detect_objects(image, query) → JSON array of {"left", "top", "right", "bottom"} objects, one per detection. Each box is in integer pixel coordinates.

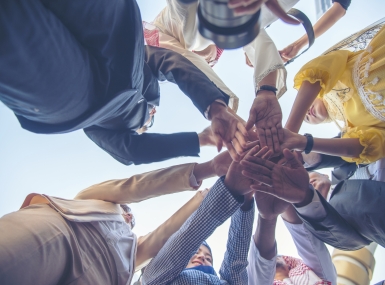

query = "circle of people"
[{"left": 1, "top": 0, "right": 384, "bottom": 285}]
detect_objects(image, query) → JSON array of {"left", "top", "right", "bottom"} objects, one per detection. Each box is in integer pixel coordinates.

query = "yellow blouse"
[{"left": 294, "top": 26, "right": 385, "bottom": 164}]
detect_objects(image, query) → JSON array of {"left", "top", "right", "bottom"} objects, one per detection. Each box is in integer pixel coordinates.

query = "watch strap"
[
  {"left": 304, "top": 133, "right": 314, "bottom": 154},
  {"left": 256, "top": 85, "right": 278, "bottom": 96}
]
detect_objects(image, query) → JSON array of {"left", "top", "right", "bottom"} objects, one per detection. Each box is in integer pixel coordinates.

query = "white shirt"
[{"left": 247, "top": 220, "right": 337, "bottom": 285}]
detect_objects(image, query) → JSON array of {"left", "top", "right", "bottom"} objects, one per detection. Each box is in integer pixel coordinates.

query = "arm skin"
[
  {"left": 135, "top": 190, "right": 207, "bottom": 271},
  {"left": 74, "top": 161, "right": 216, "bottom": 203},
  {"left": 254, "top": 215, "right": 277, "bottom": 260},
  {"left": 291, "top": 133, "right": 364, "bottom": 159},
  {"left": 284, "top": 81, "right": 322, "bottom": 133},
  {"left": 142, "top": 178, "right": 245, "bottom": 285},
  {"left": 280, "top": 2, "right": 347, "bottom": 61}
]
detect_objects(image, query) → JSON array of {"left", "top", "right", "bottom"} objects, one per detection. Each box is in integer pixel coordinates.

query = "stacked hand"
[
  {"left": 246, "top": 91, "right": 283, "bottom": 154},
  {"left": 224, "top": 145, "right": 271, "bottom": 196},
  {"left": 209, "top": 102, "right": 248, "bottom": 161},
  {"left": 240, "top": 148, "right": 310, "bottom": 205}
]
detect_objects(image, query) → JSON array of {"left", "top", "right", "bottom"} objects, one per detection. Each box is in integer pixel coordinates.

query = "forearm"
[
  {"left": 220, "top": 203, "right": 255, "bottom": 284},
  {"left": 253, "top": 215, "right": 277, "bottom": 260},
  {"left": 281, "top": 205, "right": 303, "bottom": 224},
  {"left": 295, "top": 136, "right": 364, "bottom": 158},
  {"left": 193, "top": 161, "right": 216, "bottom": 182},
  {"left": 74, "top": 163, "right": 197, "bottom": 203},
  {"left": 142, "top": 178, "right": 242, "bottom": 285},
  {"left": 135, "top": 191, "right": 205, "bottom": 270},
  {"left": 258, "top": 70, "right": 278, "bottom": 88},
  {"left": 285, "top": 81, "right": 322, "bottom": 132}
]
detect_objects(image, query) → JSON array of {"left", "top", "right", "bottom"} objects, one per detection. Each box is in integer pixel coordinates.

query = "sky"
[{"left": 0, "top": 0, "right": 384, "bottom": 284}]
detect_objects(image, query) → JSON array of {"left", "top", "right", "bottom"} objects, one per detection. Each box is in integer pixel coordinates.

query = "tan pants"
[{"left": 0, "top": 204, "right": 117, "bottom": 285}]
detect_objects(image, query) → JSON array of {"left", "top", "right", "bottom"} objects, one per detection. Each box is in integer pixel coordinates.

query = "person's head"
[
  {"left": 304, "top": 98, "right": 329, "bottom": 124},
  {"left": 275, "top": 256, "right": 290, "bottom": 279},
  {"left": 120, "top": 204, "right": 135, "bottom": 229},
  {"left": 309, "top": 171, "right": 332, "bottom": 198},
  {"left": 185, "top": 242, "right": 213, "bottom": 269},
  {"left": 136, "top": 104, "right": 156, "bottom": 134}
]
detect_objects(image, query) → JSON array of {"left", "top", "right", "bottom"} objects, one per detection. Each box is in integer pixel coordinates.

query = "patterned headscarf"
[{"left": 273, "top": 256, "right": 331, "bottom": 285}]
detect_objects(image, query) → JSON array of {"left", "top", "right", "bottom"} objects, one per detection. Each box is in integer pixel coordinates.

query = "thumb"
[
  {"left": 214, "top": 134, "right": 223, "bottom": 152},
  {"left": 245, "top": 112, "right": 256, "bottom": 131},
  {"left": 282, "top": 149, "right": 302, "bottom": 168}
]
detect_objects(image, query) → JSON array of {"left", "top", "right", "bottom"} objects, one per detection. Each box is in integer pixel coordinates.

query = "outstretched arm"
[
  {"left": 135, "top": 189, "right": 209, "bottom": 271},
  {"left": 145, "top": 46, "right": 248, "bottom": 160},
  {"left": 220, "top": 196, "right": 255, "bottom": 284},
  {"left": 74, "top": 150, "right": 231, "bottom": 203},
  {"left": 280, "top": 2, "right": 348, "bottom": 62},
  {"left": 282, "top": 206, "right": 337, "bottom": 284}
]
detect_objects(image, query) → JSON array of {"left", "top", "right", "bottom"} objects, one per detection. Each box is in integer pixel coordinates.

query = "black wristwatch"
[
  {"left": 303, "top": 133, "right": 314, "bottom": 154},
  {"left": 256, "top": 85, "right": 278, "bottom": 96}
]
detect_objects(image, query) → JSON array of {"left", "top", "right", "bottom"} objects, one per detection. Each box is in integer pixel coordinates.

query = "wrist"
[
  {"left": 294, "top": 186, "right": 314, "bottom": 208},
  {"left": 241, "top": 196, "right": 254, "bottom": 211},
  {"left": 295, "top": 37, "right": 307, "bottom": 49},
  {"left": 256, "top": 85, "right": 277, "bottom": 97},
  {"left": 258, "top": 213, "right": 279, "bottom": 222},
  {"left": 297, "top": 134, "right": 308, "bottom": 151},
  {"left": 208, "top": 101, "right": 226, "bottom": 120}
]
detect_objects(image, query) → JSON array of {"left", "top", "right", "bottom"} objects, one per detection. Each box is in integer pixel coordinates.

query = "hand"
[
  {"left": 224, "top": 145, "right": 271, "bottom": 196},
  {"left": 279, "top": 42, "right": 303, "bottom": 62},
  {"left": 228, "top": 0, "right": 301, "bottom": 25},
  {"left": 198, "top": 126, "right": 220, "bottom": 148},
  {"left": 280, "top": 128, "right": 306, "bottom": 151},
  {"left": 255, "top": 190, "right": 289, "bottom": 220},
  {"left": 210, "top": 103, "right": 248, "bottom": 161},
  {"left": 241, "top": 149, "right": 310, "bottom": 204},
  {"left": 246, "top": 91, "right": 283, "bottom": 154},
  {"left": 210, "top": 151, "right": 233, "bottom": 177}
]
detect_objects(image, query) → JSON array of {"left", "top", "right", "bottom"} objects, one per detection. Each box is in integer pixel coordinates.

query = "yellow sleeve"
[
  {"left": 293, "top": 50, "right": 350, "bottom": 97},
  {"left": 342, "top": 126, "right": 385, "bottom": 164}
]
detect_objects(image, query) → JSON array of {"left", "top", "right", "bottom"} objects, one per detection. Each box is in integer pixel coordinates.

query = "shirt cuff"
[
  {"left": 204, "top": 99, "right": 227, "bottom": 119},
  {"left": 294, "top": 186, "right": 327, "bottom": 219},
  {"left": 189, "top": 164, "right": 202, "bottom": 190}
]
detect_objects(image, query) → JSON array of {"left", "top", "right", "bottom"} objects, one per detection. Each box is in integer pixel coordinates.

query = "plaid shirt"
[{"left": 142, "top": 177, "right": 255, "bottom": 285}]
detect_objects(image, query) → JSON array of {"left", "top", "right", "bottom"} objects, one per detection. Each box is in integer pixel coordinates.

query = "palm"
[
  {"left": 255, "top": 191, "right": 289, "bottom": 220},
  {"left": 247, "top": 94, "right": 283, "bottom": 153},
  {"left": 225, "top": 161, "right": 254, "bottom": 196},
  {"left": 270, "top": 164, "right": 309, "bottom": 204}
]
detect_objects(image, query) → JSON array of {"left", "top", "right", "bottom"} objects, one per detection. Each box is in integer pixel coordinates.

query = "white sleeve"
[
  {"left": 246, "top": 237, "right": 277, "bottom": 285},
  {"left": 284, "top": 221, "right": 337, "bottom": 285},
  {"left": 243, "top": 29, "right": 287, "bottom": 98},
  {"left": 295, "top": 187, "right": 327, "bottom": 219}
]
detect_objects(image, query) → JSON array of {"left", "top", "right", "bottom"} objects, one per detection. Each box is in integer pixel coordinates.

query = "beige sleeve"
[
  {"left": 135, "top": 190, "right": 207, "bottom": 271},
  {"left": 74, "top": 163, "right": 197, "bottom": 203}
]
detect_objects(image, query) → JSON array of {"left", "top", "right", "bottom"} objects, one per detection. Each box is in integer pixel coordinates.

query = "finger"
[
  {"left": 270, "top": 127, "right": 281, "bottom": 154},
  {"left": 261, "top": 149, "right": 273, "bottom": 160},
  {"left": 242, "top": 170, "right": 273, "bottom": 186},
  {"left": 256, "top": 127, "right": 267, "bottom": 149},
  {"left": 282, "top": 148, "right": 303, "bottom": 168},
  {"left": 225, "top": 141, "right": 241, "bottom": 162},
  {"left": 237, "top": 121, "right": 249, "bottom": 138},
  {"left": 265, "top": 0, "right": 301, "bottom": 25},
  {"left": 240, "top": 160, "right": 272, "bottom": 177},
  {"left": 235, "top": 130, "right": 247, "bottom": 149},
  {"left": 232, "top": 138, "right": 245, "bottom": 155},
  {"left": 253, "top": 145, "right": 270, "bottom": 158},
  {"left": 241, "top": 141, "right": 260, "bottom": 155},
  {"left": 264, "top": 128, "right": 273, "bottom": 151},
  {"left": 214, "top": 134, "right": 223, "bottom": 152},
  {"left": 244, "top": 155, "right": 276, "bottom": 170},
  {"left": 277, "top": 123, "right": 284, "bottom": 143},
  {"left": 246, "top": 111, "right": 257, "bottom": 131},
  {"left": 244, "top": 144, "right": 261, "bottom": 158}
]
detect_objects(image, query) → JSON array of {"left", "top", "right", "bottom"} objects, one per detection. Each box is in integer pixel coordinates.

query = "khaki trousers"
[{"left": 0, "top": 204, "right": 117, "bottom": 285}]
